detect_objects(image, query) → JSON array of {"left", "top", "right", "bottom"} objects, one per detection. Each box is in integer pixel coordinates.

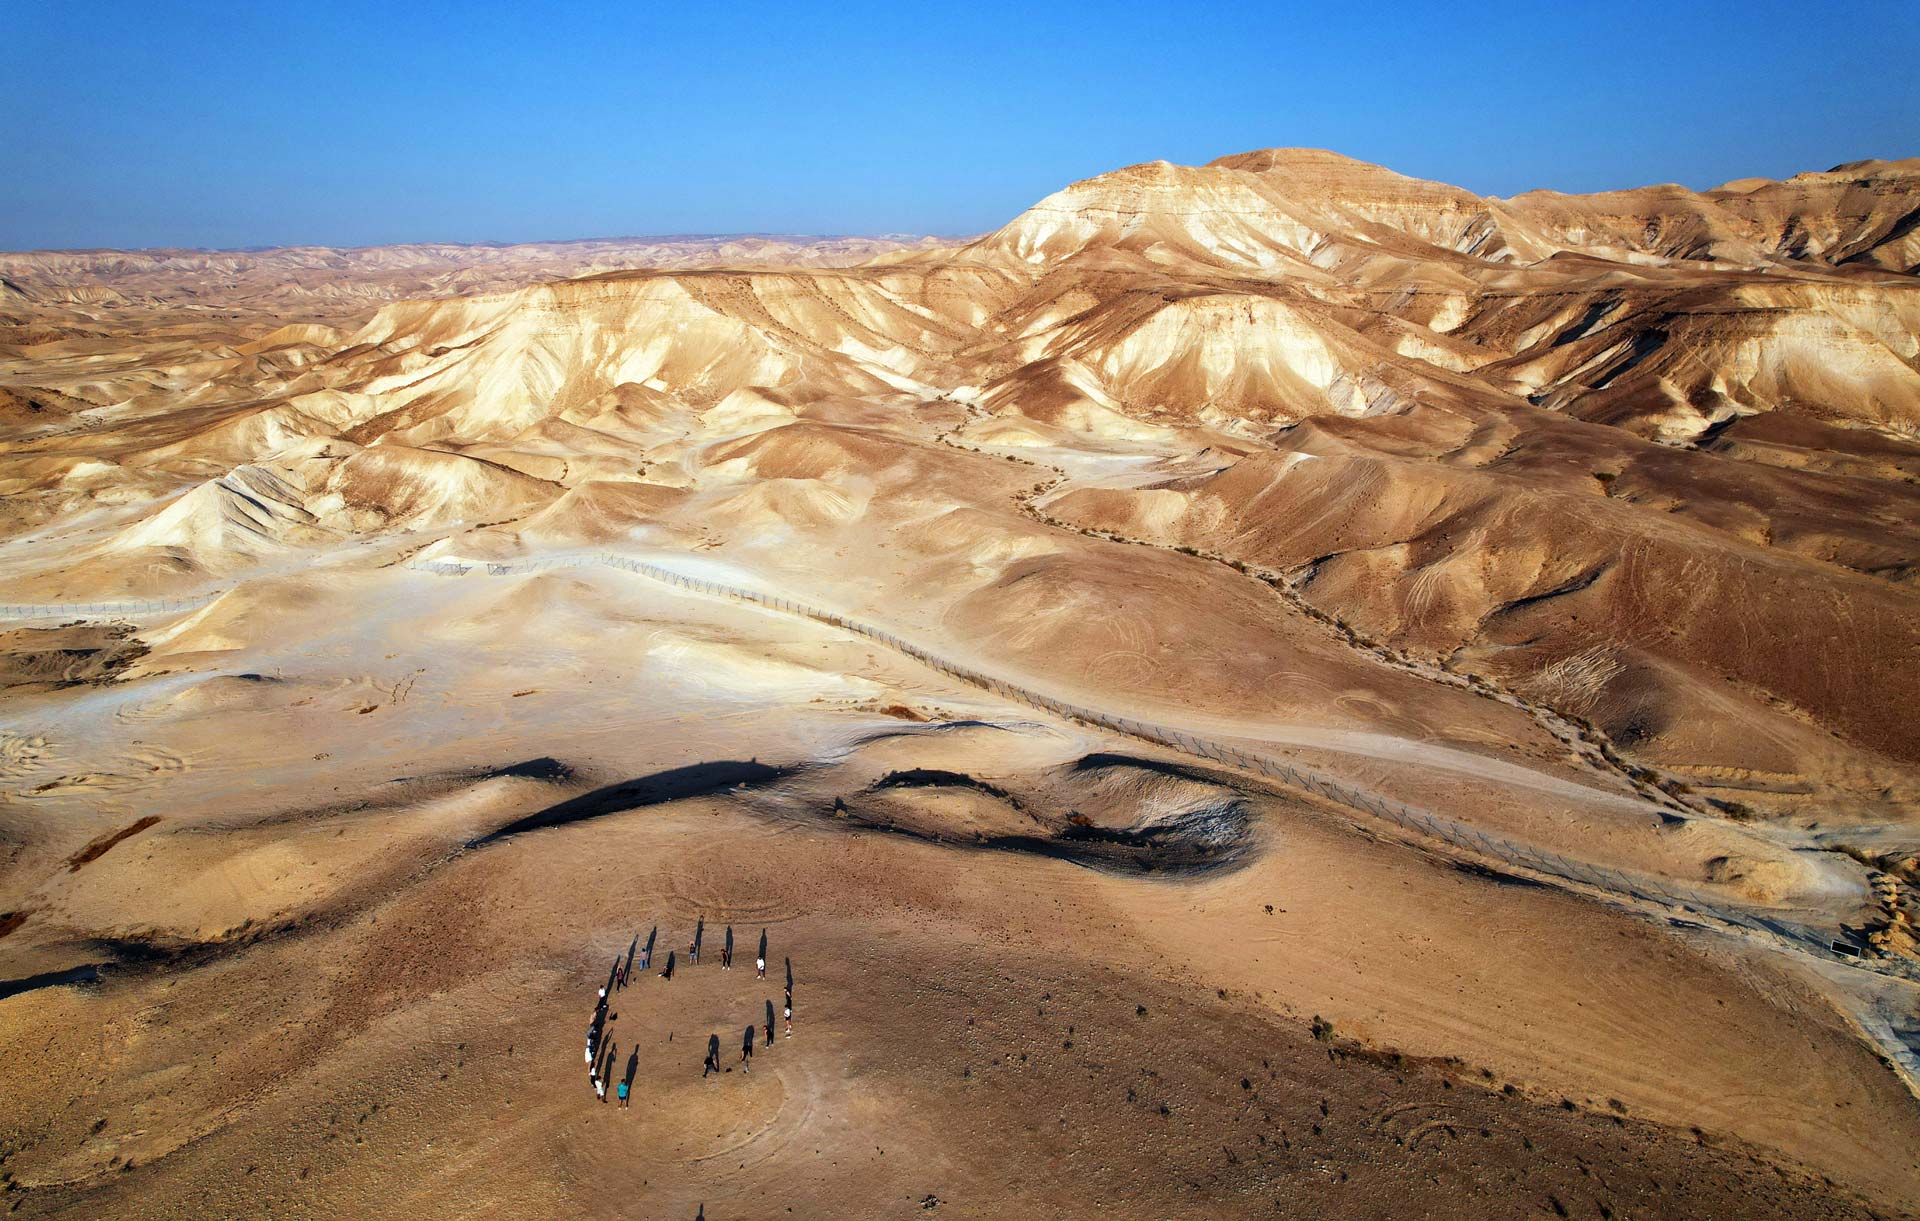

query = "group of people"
[
  {"left": 583, "top": 923, "right": 795, "bottom": 1102},
  {"left": 702, "top": 972, "right": 794, "bottom": 1078},
  {"left": 585, "top": 983, "right": 631, "bottom": 1106}
]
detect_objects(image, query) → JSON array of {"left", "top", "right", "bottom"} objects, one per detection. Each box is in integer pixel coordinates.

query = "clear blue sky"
[{"left": 5, "top": 0, "right": 1917, "bottom": 250}]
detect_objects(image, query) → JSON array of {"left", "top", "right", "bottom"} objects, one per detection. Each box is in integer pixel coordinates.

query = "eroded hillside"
[
  {"left": 5, "top": 151, "right": 1920, "bottom": 1217},
  {"left": 7, "top": 150, "right": 1917, "bottom": 822}
]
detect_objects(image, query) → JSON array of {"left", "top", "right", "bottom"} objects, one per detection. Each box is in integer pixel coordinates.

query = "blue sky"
[{"left": 5, "top": 0, "right": 1917, "bottom": 250}]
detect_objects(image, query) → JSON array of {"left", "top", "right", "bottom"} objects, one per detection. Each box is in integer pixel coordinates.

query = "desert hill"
[
  {"left": 4, "top": 150, "right": 1920, "bottom": 1216},
  {"left": 5, "top": 148, "right": 1918, "bottom": 815},
  {"left": 15, "top": 148, "right": 1903, "bottom": 803},
  {"left": 0, "top": 233, "right": 949, "bottom": 321}
]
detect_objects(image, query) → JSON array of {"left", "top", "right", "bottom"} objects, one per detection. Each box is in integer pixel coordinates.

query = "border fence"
[
  {"left": 0, "top": 591, "right": 224, "bottom": 621},
  {"left": 405, "top": 553, "right": 1894, "bottom": 977},
  {"left": 7, "top": 551, "right": 1916, "bottom": 1083}
]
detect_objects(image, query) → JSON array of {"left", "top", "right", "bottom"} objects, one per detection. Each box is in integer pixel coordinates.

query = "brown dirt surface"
[
  {"left": 0, "top": 625, "right": 148, "bottom": 692},
  {"left": 4, "top": 150, "right": 1920, "bottom": 1217}
]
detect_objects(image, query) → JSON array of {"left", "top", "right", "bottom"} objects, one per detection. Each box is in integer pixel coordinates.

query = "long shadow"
[
  {"left": 244, "top": 755, "right": 573, "bottom": 832},
  {"left": 472, "top": 760, "right": 797, "bottom": 846},
  {"left": 872, "top": 768, "right": 1022, "bottom": 805},
  {"left": 1450, "top": 859, "right": 1550, "bottom": 889},
  {"left": 590, "top": 991, "right": 610, "bottom": 1049},
  {"left": 975, "top": 815, "right": 1250, "bottom": 875},
  {"left": 1, "top": 932, "right": 236, "bottom": 1004},
  {"left": 848, "top": 720, "right": 1021, "bottom": 749},
  {"left": 0, "top": 963, "right": 102, "bottom": 1002},
  {"left": 832, "top": 798, "right": 1256, "bottom": 877},
  {"left": 484, "top": 757, "right": 573, "bottom": 782},
  {"left": 1068, "top": 751, "right": 1225, "bottom": 785}
]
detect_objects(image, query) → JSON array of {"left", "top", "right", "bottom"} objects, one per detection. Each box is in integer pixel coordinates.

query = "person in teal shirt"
[{"left": 616, "top": 1080, "right": 630, "bottom": 1108}]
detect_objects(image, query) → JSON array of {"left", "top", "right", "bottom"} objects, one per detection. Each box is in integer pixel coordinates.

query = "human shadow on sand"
[{"left": 471, "top": 760, "right": 798, "bottom": 846}]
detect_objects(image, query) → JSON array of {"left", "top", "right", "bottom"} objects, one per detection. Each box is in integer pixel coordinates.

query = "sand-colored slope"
[
  {"left": 1043, "top": 412, "right": 1920, "bottom": 800},
  {"left": 5, "top": 146, "right": 1920, "bottom": 1215},
  {"left": 2, "top": 569, "right": 1916, "bottom": 1214}
]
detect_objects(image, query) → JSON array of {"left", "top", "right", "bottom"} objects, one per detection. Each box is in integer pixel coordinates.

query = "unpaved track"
[
  {"left": 405, "top": 556, "right": 1890, "bottom": 966},
  {"left": 13, "top": 546, "right": 1917, "bottom": 1090},
  {"left": 7, "top": 555, "right": 1892, "bottom": 975}
]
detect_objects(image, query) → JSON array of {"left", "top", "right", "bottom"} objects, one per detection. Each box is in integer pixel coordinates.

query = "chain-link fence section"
[{"left": 0, "top": 591, "right": 224, "bottom": 621}]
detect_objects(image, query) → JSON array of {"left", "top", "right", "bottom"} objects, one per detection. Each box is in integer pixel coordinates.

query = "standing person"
[
  {"left": 741, "top": 1025, "right": 755, "bottom": 1072},
  {"left": 662, "top": 950, "right": 676, "bottom": 982},
  {"left": 723, "top": 926, "right": 734, "bottom": 971},
  {"left": 764, "top": 999, "right": 776, "bottom": 1048},
  {"left": 641, "top": 927, "right": 655, "bottom": 972},
  {"left": 616, "top": 1079, "right": 630, "bottom": 1108},
  {"left": 783, "top": 998, "right": 793, "bottom": 1039},
  {"left": 703, "top": 1034, "right": 720, "bottom": 1079}
]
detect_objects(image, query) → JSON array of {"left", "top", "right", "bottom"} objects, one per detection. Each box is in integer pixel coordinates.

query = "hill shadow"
[{"left": 471, "top": 760, "right": 797, "bottom": 846}]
